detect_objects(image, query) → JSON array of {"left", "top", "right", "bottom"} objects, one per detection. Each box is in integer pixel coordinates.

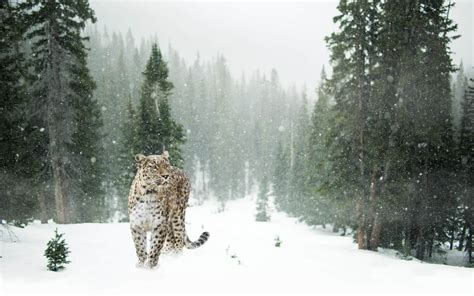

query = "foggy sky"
[{"left": 90, "top": 0, "right": 473, "bottom": 89}]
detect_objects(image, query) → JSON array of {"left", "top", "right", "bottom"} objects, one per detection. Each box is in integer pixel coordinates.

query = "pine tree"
[
  {"left": 374, "top": 0, "right": 458, "bottom": 258},
  {"left": 0, "top": 1, "right": 50, "bottom": 224},
  {"left": 44, "top": 229, "right": 71, "bottom": 271},
  {"left": 256, "top": 176, "right": 270, "bottom": 222},
  {"left": 116, "top": 96, "right": 139, "bottom": 219},
  {"left": 0, "top": 2, "right": 26, "bottom": 174},
  {"left": 207, "top": 55, "right": 238, "bottom": 201},
  {"left": 274, "top": 236, "right": 282, "bottom": 247},
  {"left": 273, "top": 141, "right": 290, "bottom": 210},
  {"left": 325, "top": 0, "right": 380, "bottom": 249},
  {"left": 305, "top": 67, "right": 339, "bottom": 227},
  {"left": 69, "top": 58, "right": 105, "bottom": 222},
  {"left": 458, "top": 78, "right": 474, "bottom": 264},
  {"left": 288, "top": 91, "right": 310, "bottom": 216},
  {"left": 20, "top": 0, "right": 99, "bottom": 223},
  {"left": 136, "top": 43, "right": 185, "bottom": 166}
]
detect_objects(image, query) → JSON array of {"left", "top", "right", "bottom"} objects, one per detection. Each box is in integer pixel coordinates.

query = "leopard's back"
[{"left": 162, "top": 166, "right": 210, "bottom": 252}]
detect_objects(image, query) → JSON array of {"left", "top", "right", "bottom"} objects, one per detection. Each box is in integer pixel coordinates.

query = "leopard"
[{"left": 128, "top": 151, "right": 209, "bottom": 268}]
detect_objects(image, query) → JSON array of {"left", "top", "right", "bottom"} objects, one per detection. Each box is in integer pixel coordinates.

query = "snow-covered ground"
[{"left": 1, "top": 195, "right": 473, "bottom": 296}]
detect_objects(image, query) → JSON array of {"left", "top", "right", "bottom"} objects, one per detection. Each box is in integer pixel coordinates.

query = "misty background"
[{"left": 91, "top": 0, "right": 473, "bottom": 89}]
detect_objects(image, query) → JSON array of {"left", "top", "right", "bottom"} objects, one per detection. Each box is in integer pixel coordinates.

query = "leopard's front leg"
[{"left": 130, "top": 225, "right": 147, "bottom": 267}]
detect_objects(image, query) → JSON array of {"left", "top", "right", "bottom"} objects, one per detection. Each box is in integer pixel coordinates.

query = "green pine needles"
[
  {"left": 44, "top": 229, "right": 71, "bottom": 272},
  {"left": 274, "top": 236, "right": 282, "bottom": 247}
]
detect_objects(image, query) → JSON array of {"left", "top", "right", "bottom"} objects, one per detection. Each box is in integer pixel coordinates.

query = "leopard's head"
[{"left": 135, "top": 151, "right": 171, "bottom": 186}]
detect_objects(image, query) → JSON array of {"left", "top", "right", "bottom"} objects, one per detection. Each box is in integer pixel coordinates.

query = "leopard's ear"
[
  {"left": 163, "top": 150, "right": 169, "bottom": 160},
  {"left": 135, "top": 154, "right": 146, "bottom": 163}
]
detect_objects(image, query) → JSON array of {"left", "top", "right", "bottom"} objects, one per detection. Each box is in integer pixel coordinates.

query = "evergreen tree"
[
  {"left": 86, "top": 27, "right": 136, "bottom": 216},
  {"left": 325, "top": 0, "right": 380, "bottom": 249},
  {"left": 136, "top": 43, "right": 185, "bottom": 166},
  {"left": 44, "top": 229, "right": 71, "bottom": 271},
  {"left": 256, "top": 176, "right": 270, "bottom": 222},
  {"left": 116, "top": 96, "right": 139, "bottom": 219},
  {"left": 274, "top": 236, "right": 282, "bottom": 247},
  {"left": 458, "top": 78, "right": 474, "bottom": 264},
  {"left": 288, "top": 91, "right": 310, "bottom": 216},
  {"left": 69, "top": 58, "right": 105, "bottom": 222},
  {"left": 20, "top": 0, "right": 101, "bottom": 223},
  {"left": 207, "top": 55, "right": 238, "bottom": 201},
  {"left": 273, "top": 141, "right": 290, "bottom": 210},
  {"left": 305, "top": 67, "right": 340, "bottom": 227},
  {"left": 0, "top": 0, "right": 43, "bottom": 225},
  {"left": 374, "top": 0, "right": 458, "bottom": 258}
]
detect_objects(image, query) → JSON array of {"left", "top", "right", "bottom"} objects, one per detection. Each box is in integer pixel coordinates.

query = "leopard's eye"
[{"left": 162, "top": 174, "right": 169, "bottom": 179}]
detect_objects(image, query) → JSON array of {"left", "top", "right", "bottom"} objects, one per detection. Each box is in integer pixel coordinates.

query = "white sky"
[{"left": 90, "top": 0, "right": 473, "bottom": 89}]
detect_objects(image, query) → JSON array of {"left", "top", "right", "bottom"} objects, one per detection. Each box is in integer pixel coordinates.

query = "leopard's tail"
[{"left": 185, "top": 231, "right": 210, "bottom": 249}]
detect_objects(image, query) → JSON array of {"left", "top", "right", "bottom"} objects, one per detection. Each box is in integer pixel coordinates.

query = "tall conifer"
[
  {"left": 136, "top": 43, "right": 185, "bottom": 166},
  {"left": 20, "top": 0, "right": 101, "bottom": 223}
]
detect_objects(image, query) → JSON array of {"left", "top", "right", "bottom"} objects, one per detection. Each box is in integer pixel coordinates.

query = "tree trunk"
[
  {"left": 51, "top": 157, "right": 69, "bottom": 223},
  {"left": 47, "top": 15, "right": 71, "bottom": 224},
  {"left": 369, "top": 213, "right": 383, "bottom": 251},
  {"left": 36, "top": 189, "right": 48, "bottom": 224},
  {"left": 415, "top": 227, "right": 425, "bottom": 260},
  {"left": 403, "top": 224, "right": 411, "bottom": 252},
  {"left": 449, "top": 222, "right": 455, "bottom": 250},
  {"left": 458, "top": 223, "right": 466, "bottom": 251},
  {"left": 367, "top": 166, "right": 378, "bottom": 250},
  {"left": 428, "top": 237, "right": 434, "bottom": 258},
  {"left": 466, "top": 223, "right": 473, "bottom": 264},
  {"left": 369, "top": 166, "right": 383, "bottom": 251},
  {"left": 355, "top": 14, "right": 367, "bottom": 251},
  {"left": 356, "top": 198, "right": 366, "bottom": 249}
]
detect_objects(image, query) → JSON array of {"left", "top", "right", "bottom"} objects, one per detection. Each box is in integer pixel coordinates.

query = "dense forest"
[{"left": 1, "top": 0, "right": 472, "bottom": 266}]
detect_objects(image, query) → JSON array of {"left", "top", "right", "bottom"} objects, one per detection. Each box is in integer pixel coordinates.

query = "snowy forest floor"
[{"left": 1, "top": 195, "right": 473, "bottom": 296}]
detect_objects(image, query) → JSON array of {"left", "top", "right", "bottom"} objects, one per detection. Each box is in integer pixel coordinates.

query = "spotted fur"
[{"left": 128, "top": 152, "right": 209, "bottom": 268}]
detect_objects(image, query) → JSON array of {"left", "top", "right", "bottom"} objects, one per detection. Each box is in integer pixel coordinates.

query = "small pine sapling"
[
  {"left": 274, "top": 235, "right": 282, "bottom": 247},
  {"left": 44, "top": 229, "right": 71, "bottom": 271},
  {"left": 396, "top": 244, "right": 413, "bottom": 261}
]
